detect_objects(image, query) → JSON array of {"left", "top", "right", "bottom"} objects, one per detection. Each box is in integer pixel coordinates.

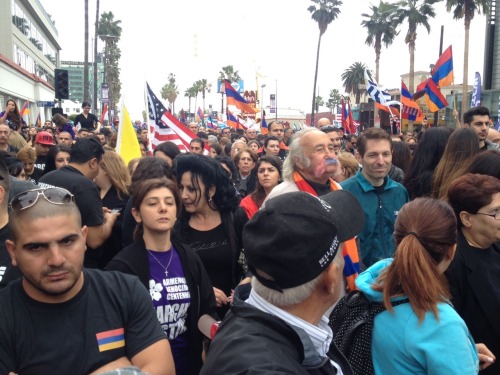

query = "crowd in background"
[{"left": 0, "top": 99, "right": 499, "bottom": 375}]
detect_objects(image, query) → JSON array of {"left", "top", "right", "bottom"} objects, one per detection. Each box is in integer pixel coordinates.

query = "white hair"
[
  {"left": 282, "top": 127, "right": 322, "bottom": 181},
  {"left": 252, "top": 248, "right": 344, "bottom": 307}
]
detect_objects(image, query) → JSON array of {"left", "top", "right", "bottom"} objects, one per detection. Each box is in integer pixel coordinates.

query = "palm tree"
[
  {"left": 93, "top": 0, "right": 100, "bottom": 111},
  {"left": 396, "top": 0, "right": 439, "bottom": 94},
  {"left": 341, "top": 62, "right": 368, "bottom": 104},
  {"left": 326, "top": 89, "right": 342, "bottom": 114},
  {"left": 308, "top": 0, "right": 342, "bottom": 126},
  {"left": 396, "top": 0, "right": 439, "bottom": 130},
  {"left": 446, "top": 0, "right": 489, "bottom": 118},
  {"left": 315, "top": 96, "right": 325, "bottom": 112},
  {"left": 193, "top": 80, "right": 203, "bottom": 112},
  {"left": 98, "top": 12, "right": 122, "bottom": 37},
  {"left": 361, "top": 1, "right": 399, "bottom": 83},
  {"left": 184, "top": 85, "right": 198, "bottom": 116},
  {"left": 219, "top": 65, "right": 241, "bottom": 114},
  {"left": 84, "top": 0, "right": 90, "bottom": 103},
  {"left": 161, "top": 73, "right": 179, "bottom": 114},
  {"left": 197, "top": 79, "right": 212, "bottom": 112},
  {"left": 98, "top": 11, "right": 122, "bottom": 114}
]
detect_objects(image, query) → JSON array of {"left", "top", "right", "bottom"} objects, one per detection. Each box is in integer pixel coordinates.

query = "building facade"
[
  {"left": 0, "top": 0, "right": 61, "bottom": 125},
  {"left": 61, "top": 56, "right": 104, "bottom": 107}
]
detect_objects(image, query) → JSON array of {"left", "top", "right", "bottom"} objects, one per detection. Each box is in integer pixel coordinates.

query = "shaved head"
[{"left": 8, "top": 198, "right": 81, "bottom": 241}]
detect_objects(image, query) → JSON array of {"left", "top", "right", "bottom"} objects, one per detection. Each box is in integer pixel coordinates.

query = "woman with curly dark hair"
[{"left": 174, "top": 154, "right": 242, "bottom": 317}]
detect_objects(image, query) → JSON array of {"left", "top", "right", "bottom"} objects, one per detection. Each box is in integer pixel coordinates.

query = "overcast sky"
[{"left": 41, "top": 0, "right": 487, "bottom": 120}]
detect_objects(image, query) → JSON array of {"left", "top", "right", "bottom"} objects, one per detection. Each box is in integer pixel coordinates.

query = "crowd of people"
[{"left": 0, "top": 99, "right": 498, "bottom": 375}]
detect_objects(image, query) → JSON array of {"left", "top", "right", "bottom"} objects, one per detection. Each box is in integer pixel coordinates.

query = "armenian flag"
[
  {"left": 226, "top": 109, "right": 238, "bottom": 129},
  {"left": 96, "top": 328, "right": 125, "bottom": 352},
  {"left": 225, "top": 80, "right": 258, "bottom": 113},
  {"left": 425, "top": 79, "right": 448, "bottom": 112},
  {"left": 196, "top": 107, "right": 205, "bottom": 125},
  {"left": 261, "top": 111, "right": 268, "bottom": 135},
  {"left": 431, "top": 45, "right": 453, "bottom": 87},
  {"left": 401, "top": 81, "right": 423, "bottom": 121},
  {"left": 19, "top": 101, "right": 30, "bottom": 116}
]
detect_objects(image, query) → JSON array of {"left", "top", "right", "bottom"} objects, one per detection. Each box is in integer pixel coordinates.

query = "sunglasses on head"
[{"left": 9, "top": 187, "right": 75, "bottom": 211}]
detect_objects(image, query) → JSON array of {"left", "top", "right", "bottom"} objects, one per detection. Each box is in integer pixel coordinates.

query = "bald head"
[
  {"left": 487, "top": 128, "right": 500, "bottom": 145},
  {"left": 317, "top": 118, "right": 331, "bottom": 128},
  {"left": 8, "top": 196, "right": 81, "bottom": 241}
]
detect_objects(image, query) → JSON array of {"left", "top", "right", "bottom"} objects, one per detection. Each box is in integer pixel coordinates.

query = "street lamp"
[
  {"left": 263, "top": 76, "right": 278, "bottom": 121},
  {"left": 261, "top": 83, "right": 266, "bottom": 121},
  {"left": 99, "top": 34, "right": 118, "bottom": 120}
]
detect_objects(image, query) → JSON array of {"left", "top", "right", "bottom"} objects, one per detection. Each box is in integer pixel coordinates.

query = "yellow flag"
[{"left": 116, "top": 104, "right": 141, "bottom": 165}]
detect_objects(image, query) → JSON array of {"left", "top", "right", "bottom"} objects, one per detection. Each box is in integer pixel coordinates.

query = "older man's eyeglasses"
[
  {"left": 9, "top": 188, "right": 74, "bottom": 211},
  {"left": 475, "top": 211, "right": 500, "bottom": 220}
]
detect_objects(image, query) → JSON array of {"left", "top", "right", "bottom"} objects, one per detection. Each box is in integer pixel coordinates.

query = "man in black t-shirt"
[
  {"left": 33, "top": 130, "right": 54, "bottom": 172},
  {"left": 0, "top": 192, "right": 174, "bottom": 374},
  {"left": 39, "top": 137, "right": 118, "bottom": 268}
]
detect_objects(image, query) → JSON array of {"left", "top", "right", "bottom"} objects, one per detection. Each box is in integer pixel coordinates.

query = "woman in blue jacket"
[{"left": 356, "top": 198, "right": 494, "bottom": 374}]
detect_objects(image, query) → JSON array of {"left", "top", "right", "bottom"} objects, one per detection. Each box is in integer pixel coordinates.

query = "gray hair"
[
  {"left": 282, "top": 127, "right": 321, "bottom": 181},
  {"left": 252, "top": 247, "right": 344, "bottom": 307}
]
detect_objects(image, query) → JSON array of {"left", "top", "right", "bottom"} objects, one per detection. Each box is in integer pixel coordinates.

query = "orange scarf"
[{"left": 293, "top": 171, "right": 360, "bottom": 291}]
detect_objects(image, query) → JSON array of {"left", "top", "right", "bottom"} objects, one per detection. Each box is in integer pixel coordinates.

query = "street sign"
[{"left": 36, "top": 101, "right": 55, "bottom": 107}]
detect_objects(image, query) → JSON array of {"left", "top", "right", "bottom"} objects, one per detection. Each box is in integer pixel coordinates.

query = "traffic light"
[{"left": 54, "top": 69, "right": 69, "bottom": 99}]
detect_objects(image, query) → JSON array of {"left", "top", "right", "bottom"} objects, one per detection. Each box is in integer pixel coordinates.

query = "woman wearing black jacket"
[{"left": 106, "top": 178, "right": 216, "bottom": 375}]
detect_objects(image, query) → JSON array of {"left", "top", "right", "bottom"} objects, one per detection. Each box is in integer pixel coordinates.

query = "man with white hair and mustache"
[{"left": 265, "top": 127, "right": 361, "bottom": 291}]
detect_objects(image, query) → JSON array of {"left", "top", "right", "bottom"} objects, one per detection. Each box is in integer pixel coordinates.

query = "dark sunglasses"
[{"left": 9, "top": 188, "right": 74, "bottom": 211}]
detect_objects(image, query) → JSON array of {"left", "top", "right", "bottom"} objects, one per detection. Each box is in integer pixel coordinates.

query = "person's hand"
[
  {"left": 476, "top": 343, "right": 496, "bottom": 370},
  {"left": 213, "top": 287, "right": 228, "bottom": 307}
]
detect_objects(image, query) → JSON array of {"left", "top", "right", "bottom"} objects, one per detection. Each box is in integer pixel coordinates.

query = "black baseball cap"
[{"left": 243, "top": 191, "right": 364, "bottom": 292}]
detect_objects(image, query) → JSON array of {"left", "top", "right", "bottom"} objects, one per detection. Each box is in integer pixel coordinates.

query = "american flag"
[{"left": 147, "top": 83, "right": 197, "bottom": 152}]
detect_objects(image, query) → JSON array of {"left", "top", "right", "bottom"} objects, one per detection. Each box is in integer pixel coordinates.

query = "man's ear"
[
  {"left": 459, "top": 211, "right": 472, "bottom": 228},
  {"left": 89, "top": 157, "right": 98, "bottom": 169},
  {"left": 293, "top": 156, "right": 303, "bottom": 170},
  {"left": 5, "top": 239, "right": 18, "bottom": 267},
  {"left": 322, "top": 261, "right": 342, "bottom": 296}
]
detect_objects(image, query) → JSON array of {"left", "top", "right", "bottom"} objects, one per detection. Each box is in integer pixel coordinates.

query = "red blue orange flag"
[
  {"left": 19, "top": 101, "right": 30, "bottom": 116},
  {"left": 96, "top": 328, "right": 125, "bottom": 352},
  {"left": 196, "top": 107, "right": 205, "bottom": 125},
  {"left": 36, "top": 112, "right": 41, "bottom": 127},
  {"left": 226, "top": 109, "right": 238, "bottom": 129},
  {"left": 261, "top": 110, "right": 268, "bottom": 135},
  {"left": 401, "top": 81, "right": 423, "bottom": 121},
  {"left": 431, "top": 45, "right": 453, "bottom": 87},
  {"left": 425, "top": 79, "right": 448, "bottom": 112},
  {"left": 341, "top": 98, "right": 356, "bottom": 134},
  {"left": 224, "top": 80, "right": 258, "bottom": 113}
]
